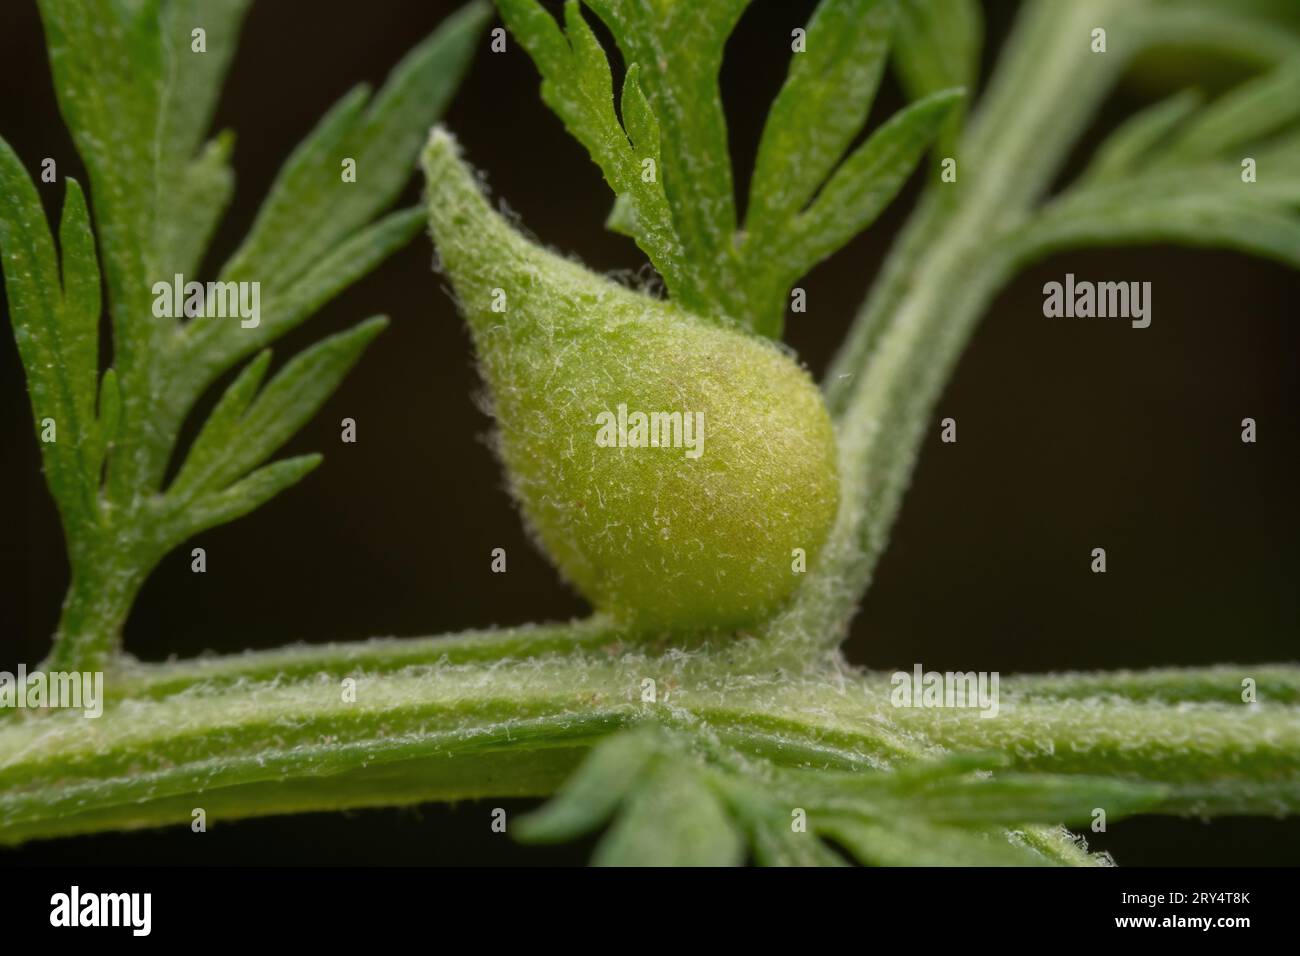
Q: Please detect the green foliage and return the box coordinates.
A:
[1006,59,1300,269]
[809,0,1300,665]
[1128,0,1300,67]
[0,0,489,669]
[498,0,962,336]
[891,0,982,156]
[0,159,104,535]
[518,726,1166,866]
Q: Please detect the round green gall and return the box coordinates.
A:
[423,129,839,631]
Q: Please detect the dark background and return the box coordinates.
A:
[1,0,1296,865]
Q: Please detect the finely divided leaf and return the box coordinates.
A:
[154,0,250,278]
[55,179,101,431]
[168,351,273,501]
[591,761,745,867]
[515,727,660,843]
[1007,54,1300,276]
[168,317,387,509]
[221,85,371,287]
[748,820,851,867]
[821,816,1051,867]
[222,1,489,293]
[516,724,1168,866]
[892,0,982,155]
[585,0,751,304]
[768,89,962,310]
[501,0,959,338]
[88,369,122,485]
[747,0,894,245]
[182,455,323,537]
[1130,1,1300,68]
[495,0,693,311]
[188,207,425,378]
[37,0,161,341]
[0,147,101,527]
[1010,193,1300,270]
[155,130,237,282]
[1164,61,1300,159]
[8,2,485,671]
[881,772,1166,826]
[157,0,252,169]
[1080,90,1204,182]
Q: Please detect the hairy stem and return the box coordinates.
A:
[2,648,1294,845]
[47,525,161,673]
[770,0,1145,654]
[109,616,628,700]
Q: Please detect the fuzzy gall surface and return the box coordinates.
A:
[424,130,840,630]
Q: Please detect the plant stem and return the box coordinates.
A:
[46,530,156,674]
[109,616,628,699]
[2,649,1294,844]
[771,0,1146,655]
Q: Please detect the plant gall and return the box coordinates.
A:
[423,128,839,631]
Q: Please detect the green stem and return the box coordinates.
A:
[47,543,148,674]
[44,499,168,672]
[772,0,1147,653]
[2,653,1295,845]
[110,615,628,700]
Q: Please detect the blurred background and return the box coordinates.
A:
[1,0,1296,865]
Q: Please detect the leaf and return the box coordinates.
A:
[1015,825,1113,867]
[820,816,1051,867]
[1165,61,1300,159]
[1128,1,1300,68]
[154,130,236,281]
[495,0,695,312]
[591,761,745,867]
[769,89,962,304]
[891,0,982,155]
[1080,89,1204,182]
[182,455,322,537]
[1015,51,1300,275]
[89,368,122,484]
[56,180,102,391]
[168,317,387,506]
[37,0,161,364]
[8,2,485,671]
[717,779,850,866]
[1007,182,1300,271]
[502,0,958,338]
[167,351,272,500]
[521,722,1172,866]
[747,0,895,243]
[747,820,850,867]
[604,193,638,238]
[884,772,1166,826]
[0,147,100,526]
[156,0,251,169]
[220,85,371,286]
[585,0,751,303]
[186,207,424,379]
[153,0,250,278]
[161,5,484,484]
[516,727,660,843]
[222,1,489,293]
